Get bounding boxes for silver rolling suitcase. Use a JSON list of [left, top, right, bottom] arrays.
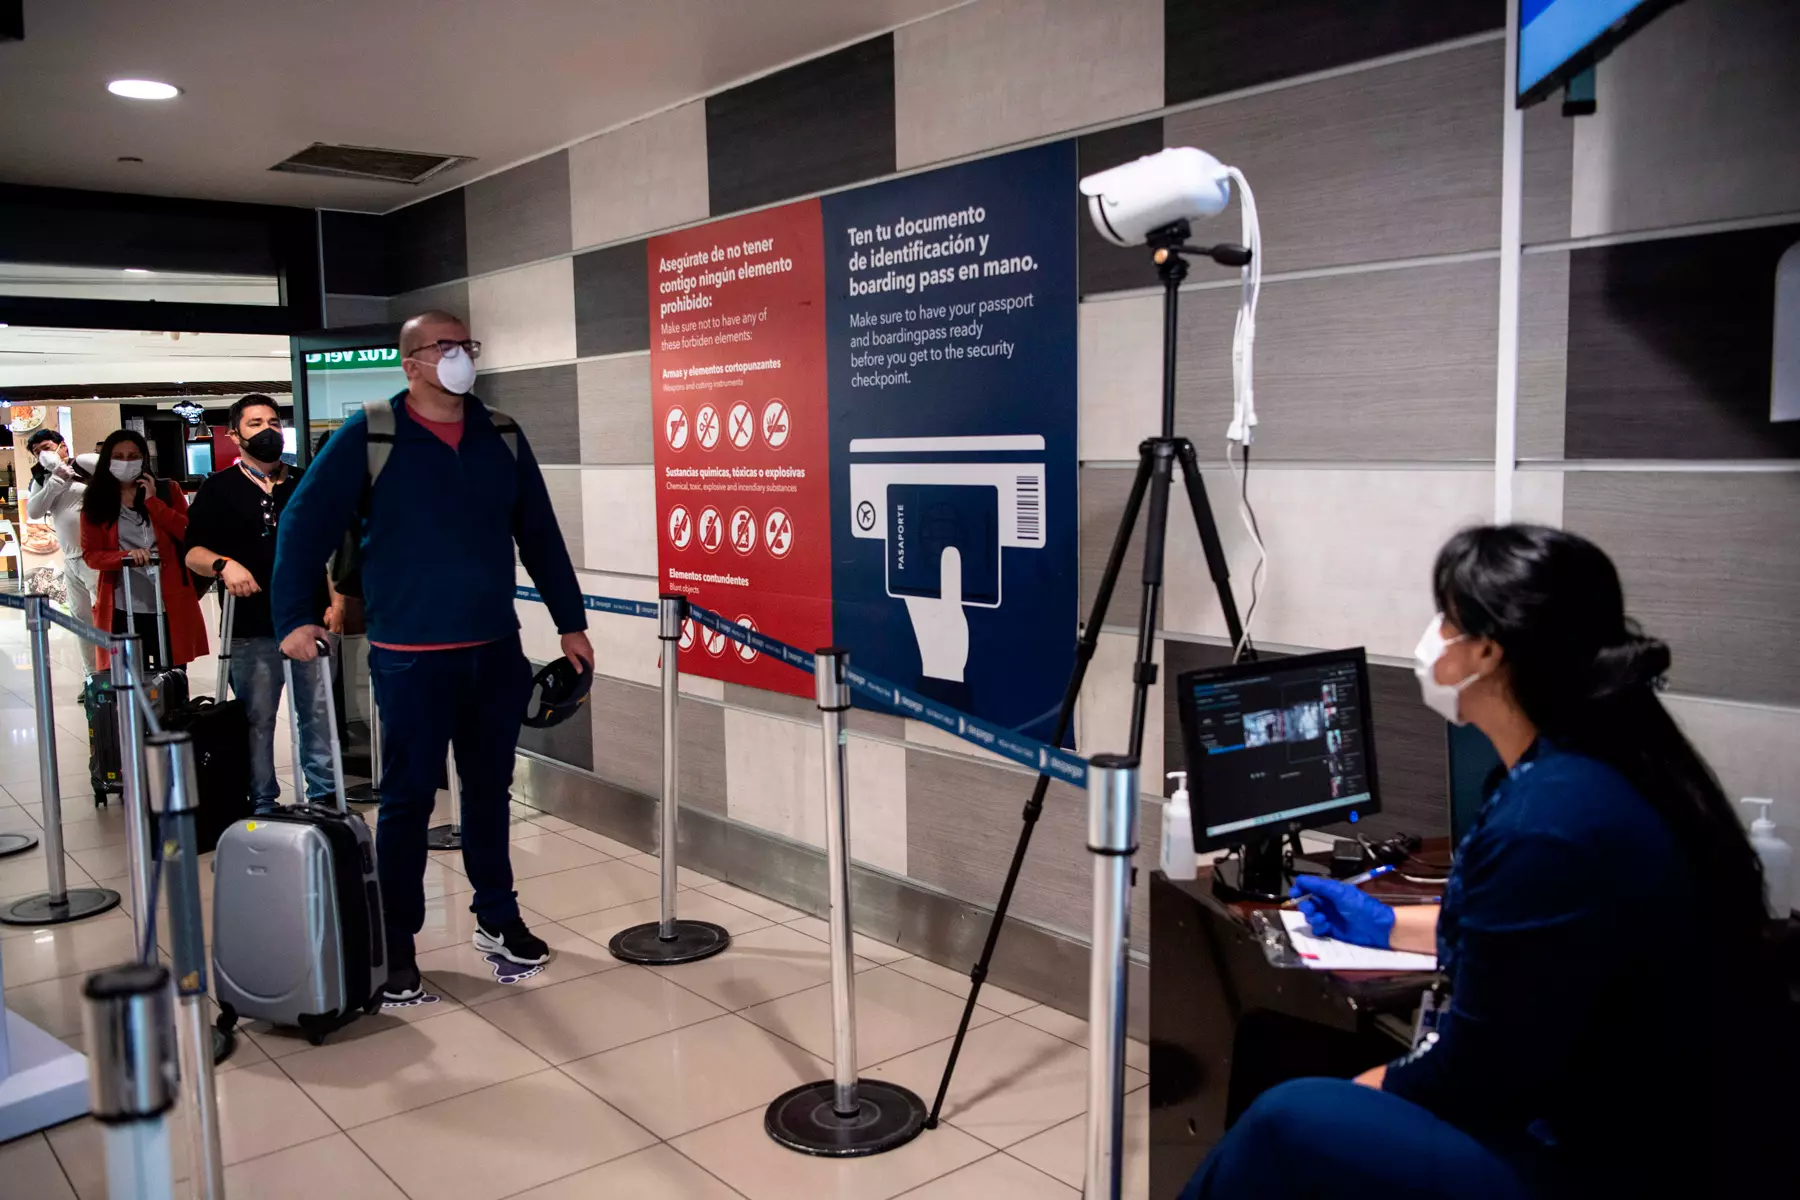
[[212, 637, 388, 1045]]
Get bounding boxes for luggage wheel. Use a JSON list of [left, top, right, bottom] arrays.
[[215, 1004, 237, 1036]]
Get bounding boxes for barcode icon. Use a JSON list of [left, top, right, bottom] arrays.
[[1016, 475, 1042, 543]]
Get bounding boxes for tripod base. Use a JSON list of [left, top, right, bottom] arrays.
[[0, 831, 39, 859], [425, 823, 461, 851], [765, 1080, 927, 1158], [0, 887, 122, 926], [609, 920, 730, 965]]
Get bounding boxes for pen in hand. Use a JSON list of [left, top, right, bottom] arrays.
[[1280, 863, 1396, 908]]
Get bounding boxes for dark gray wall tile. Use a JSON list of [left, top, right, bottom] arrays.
[[705, 36, 896, 215], [475, 363, 579, 464], [1175, 260, 1498, 459], [1517, 251, 1569, 460], [576, 354, 652, 464], [465, 151, 573, 276], [387, 279, 469, 326], [906, 749, 1157, 941], [574, 241, 650, 357], [324, 294, 389, 329], [1565, 223, 1800, 459], [1164, 41, 1503, 272], [321, 210, 391, 296], [586, 676, 726, 814], [388, 188, 467, 294], [1564, 471, 1800, 705], [517, 658, 594, 771], [1162, 641, 1449, 841], [1077, 119, 1164, 297], [1164, 0, 1503, 106], [1521, 96, 1573, 245]]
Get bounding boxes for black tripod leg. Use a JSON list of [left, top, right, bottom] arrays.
[[1130, 442, 1176, 753], [1175, 440, 1249, 656], [924, 450, 1157, 1128]]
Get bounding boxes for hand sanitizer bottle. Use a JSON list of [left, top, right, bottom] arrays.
[[1161, 771, 1197, 881], [1742, 799, 1793, 918]]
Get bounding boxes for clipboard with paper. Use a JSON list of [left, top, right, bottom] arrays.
[[1249, 909, 1438, 971]]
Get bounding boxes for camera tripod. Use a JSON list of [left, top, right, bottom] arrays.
[[927, 221, 1254, 1126]]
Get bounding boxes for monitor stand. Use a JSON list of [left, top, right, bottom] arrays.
[[1211, 833, 1327, 903]]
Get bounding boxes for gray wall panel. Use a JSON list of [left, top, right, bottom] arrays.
[[387, 279, 469, 326], [1078, 466, 1146, 632], [388, 189, 467, 294], [573, 241, 650, 358], [1162, 641, 1449, 840], [1175, 259, 1498, 460], [1077, 120, 1164, 297], [536, 468, 583, 572], [1564, 224, 1800, 460], [575, 354, 652, 465], [475, 364, 579, 464], [1517, 251, 1569, 460], [704, 37, 896, 216], [586, 677, 728, 816], [1163, 41, 1503, 272], [1164, 0, 1502, 106], [464, 150, 573, 277], [1564, 472, 1800, 705], [1521, 96, 1573, 246], [905, 749, 1157, 941]]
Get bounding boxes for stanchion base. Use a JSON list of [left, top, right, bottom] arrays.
[[0, 887, 122, 926], [765, 1080, 928, 1158], [425, 823, 461, 851], [345, 783, 380, 805], [0, 831, 39, 858], [609, 920, 731, 965]]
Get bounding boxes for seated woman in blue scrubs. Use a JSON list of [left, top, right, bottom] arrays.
[[1183, 525, 1786, 1200]]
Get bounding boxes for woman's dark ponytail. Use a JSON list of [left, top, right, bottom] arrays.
[[1432, 525, 1771, 978]]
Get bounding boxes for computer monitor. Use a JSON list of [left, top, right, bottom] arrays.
[[1176, 648, 1382, 899]]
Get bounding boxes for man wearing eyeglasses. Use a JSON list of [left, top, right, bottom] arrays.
[[187, 394, 336, 813], [271, 310, 593, 1003]]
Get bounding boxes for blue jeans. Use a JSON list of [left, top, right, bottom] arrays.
[[1180, 1079, 1532, 1200], [369, 636, 532, 967], [229, 635, 336, 813]]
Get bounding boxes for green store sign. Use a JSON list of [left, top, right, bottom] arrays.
[[304, 348, 399, 370]]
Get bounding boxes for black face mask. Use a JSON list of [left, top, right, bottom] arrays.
[[242, 428, 284, 463]]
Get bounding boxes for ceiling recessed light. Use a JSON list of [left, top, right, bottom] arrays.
[[122, 268, 151, 274], [108, 79, 180, 101]]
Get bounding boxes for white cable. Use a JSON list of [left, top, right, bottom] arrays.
[[1224, 166, 1267, 663]]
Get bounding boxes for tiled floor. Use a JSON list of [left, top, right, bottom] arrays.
[[0, 616, 1150, 1198]]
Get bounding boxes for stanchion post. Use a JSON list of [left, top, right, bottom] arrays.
[[1084, 754, 1139, 1200], [0, 597, 119, 923], [764, 648, 926, 1157], [113, 634, 154, 944], [426, 746, 462, 850], [145, 732, 227, 1200], [83, 962, 179, 1200], [609, 595, 729, 965]]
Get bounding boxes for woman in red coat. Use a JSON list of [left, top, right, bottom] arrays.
[[81, 429, 207, 672]]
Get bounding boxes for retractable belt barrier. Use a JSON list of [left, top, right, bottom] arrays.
[[513, 585, 1090, 787]]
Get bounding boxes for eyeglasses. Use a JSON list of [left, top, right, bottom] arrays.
[[409, 339, 481, 359]]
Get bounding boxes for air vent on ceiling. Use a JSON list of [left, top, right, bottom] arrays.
[[270, 143, 472, 185]]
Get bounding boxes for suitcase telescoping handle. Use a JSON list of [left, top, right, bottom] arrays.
[[281, 637, 348, 813], [215, 589, 237, 701], [116, 550, 171, 668]]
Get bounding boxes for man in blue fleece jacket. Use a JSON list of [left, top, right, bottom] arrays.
[[273, 310, 591, 1001]]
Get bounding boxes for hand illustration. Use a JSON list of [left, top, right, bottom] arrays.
[[903, 546, 970, 683]]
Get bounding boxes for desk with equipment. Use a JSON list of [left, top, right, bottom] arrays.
[[1150, 648, 1448, 1198]]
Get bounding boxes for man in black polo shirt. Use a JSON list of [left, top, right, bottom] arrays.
[[186, 394, 334, 812]]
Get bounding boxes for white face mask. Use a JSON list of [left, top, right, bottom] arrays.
[[38, 450, 61, 471], [1413, 613, 1481, 726], [109, 459, 143, 483], [431, 345, 477, 395]]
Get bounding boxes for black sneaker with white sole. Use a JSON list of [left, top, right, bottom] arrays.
[[381, 964, 424, 1003], [473, 917, 551, 966]]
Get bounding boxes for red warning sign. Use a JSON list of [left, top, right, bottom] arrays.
[[729, 507, 757, 556], [697, 506, 723, 554], [667, 505, 692, 551], [764, 508, 793, 559], [696, 403, 720, 451], [761, 400, 790, 450], [649, 199, 831, 696]]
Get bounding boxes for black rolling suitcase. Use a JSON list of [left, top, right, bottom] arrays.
[[83, 672, 123, 801], [163, 590, 252, 852]]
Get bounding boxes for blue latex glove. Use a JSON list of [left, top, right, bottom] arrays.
[[1289, 876, 1396, 949]]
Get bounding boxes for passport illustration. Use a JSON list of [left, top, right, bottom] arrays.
[[849, 435, 1046, 683]]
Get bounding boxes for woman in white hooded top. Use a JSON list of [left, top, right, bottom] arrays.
[[24, 429, 98, 671]]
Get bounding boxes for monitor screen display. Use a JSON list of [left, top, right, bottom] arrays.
[[1518, 0, 1676, 104], [1177, 648, 1381, 850]]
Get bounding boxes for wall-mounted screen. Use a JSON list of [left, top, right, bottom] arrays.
[[1518, 0, 1682, 106]]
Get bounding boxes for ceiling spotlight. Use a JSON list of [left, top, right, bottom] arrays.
[[123, 268, 151, 274], [108, 79, 180, 101]]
